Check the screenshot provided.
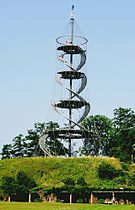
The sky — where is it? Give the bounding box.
[0,0,135,152]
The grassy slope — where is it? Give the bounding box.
[0,202,135,210]
[0,156,131,190]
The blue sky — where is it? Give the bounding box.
[0,0,135,151]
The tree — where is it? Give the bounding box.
[62,177,89,203]
[113,108,135,130]
[1,144,12,159]
[63,177,75,192]
[15,171,37,193]
[62,177,75,203]
[75,177,88,192]
[1,176,17,201]
[25,128,44,157]
[11,134,25,158]
[80,115,113,156]
[111,108,135,162]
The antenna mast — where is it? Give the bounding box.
[70,5,74,44]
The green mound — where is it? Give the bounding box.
[0,157,134,190]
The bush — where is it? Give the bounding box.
[128,174,135,186]
[115,176,127,185]
[98,162,117,180]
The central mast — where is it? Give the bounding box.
[69,5,74,157]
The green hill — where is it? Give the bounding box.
[0,157,134,190]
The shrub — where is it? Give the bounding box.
[98,162,117,180]
[128,174,135,186]
[115,176,127,185]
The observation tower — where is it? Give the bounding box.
[39,6,91,157]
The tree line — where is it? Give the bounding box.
[1,107,135,162]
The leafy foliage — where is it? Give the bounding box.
[11,134,25,158]
[15,171,37,193]
[111,108,135,162]
[127,174,135,187]
[80,107,135,162]
[62,178,75,193]
[81,115,114,156]
[0,171,37,196]
[98,162,118,180]
[1,144,12,159]
[1,176,17,196]
[61,177,89,193]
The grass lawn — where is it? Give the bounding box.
[0,202,135,210]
